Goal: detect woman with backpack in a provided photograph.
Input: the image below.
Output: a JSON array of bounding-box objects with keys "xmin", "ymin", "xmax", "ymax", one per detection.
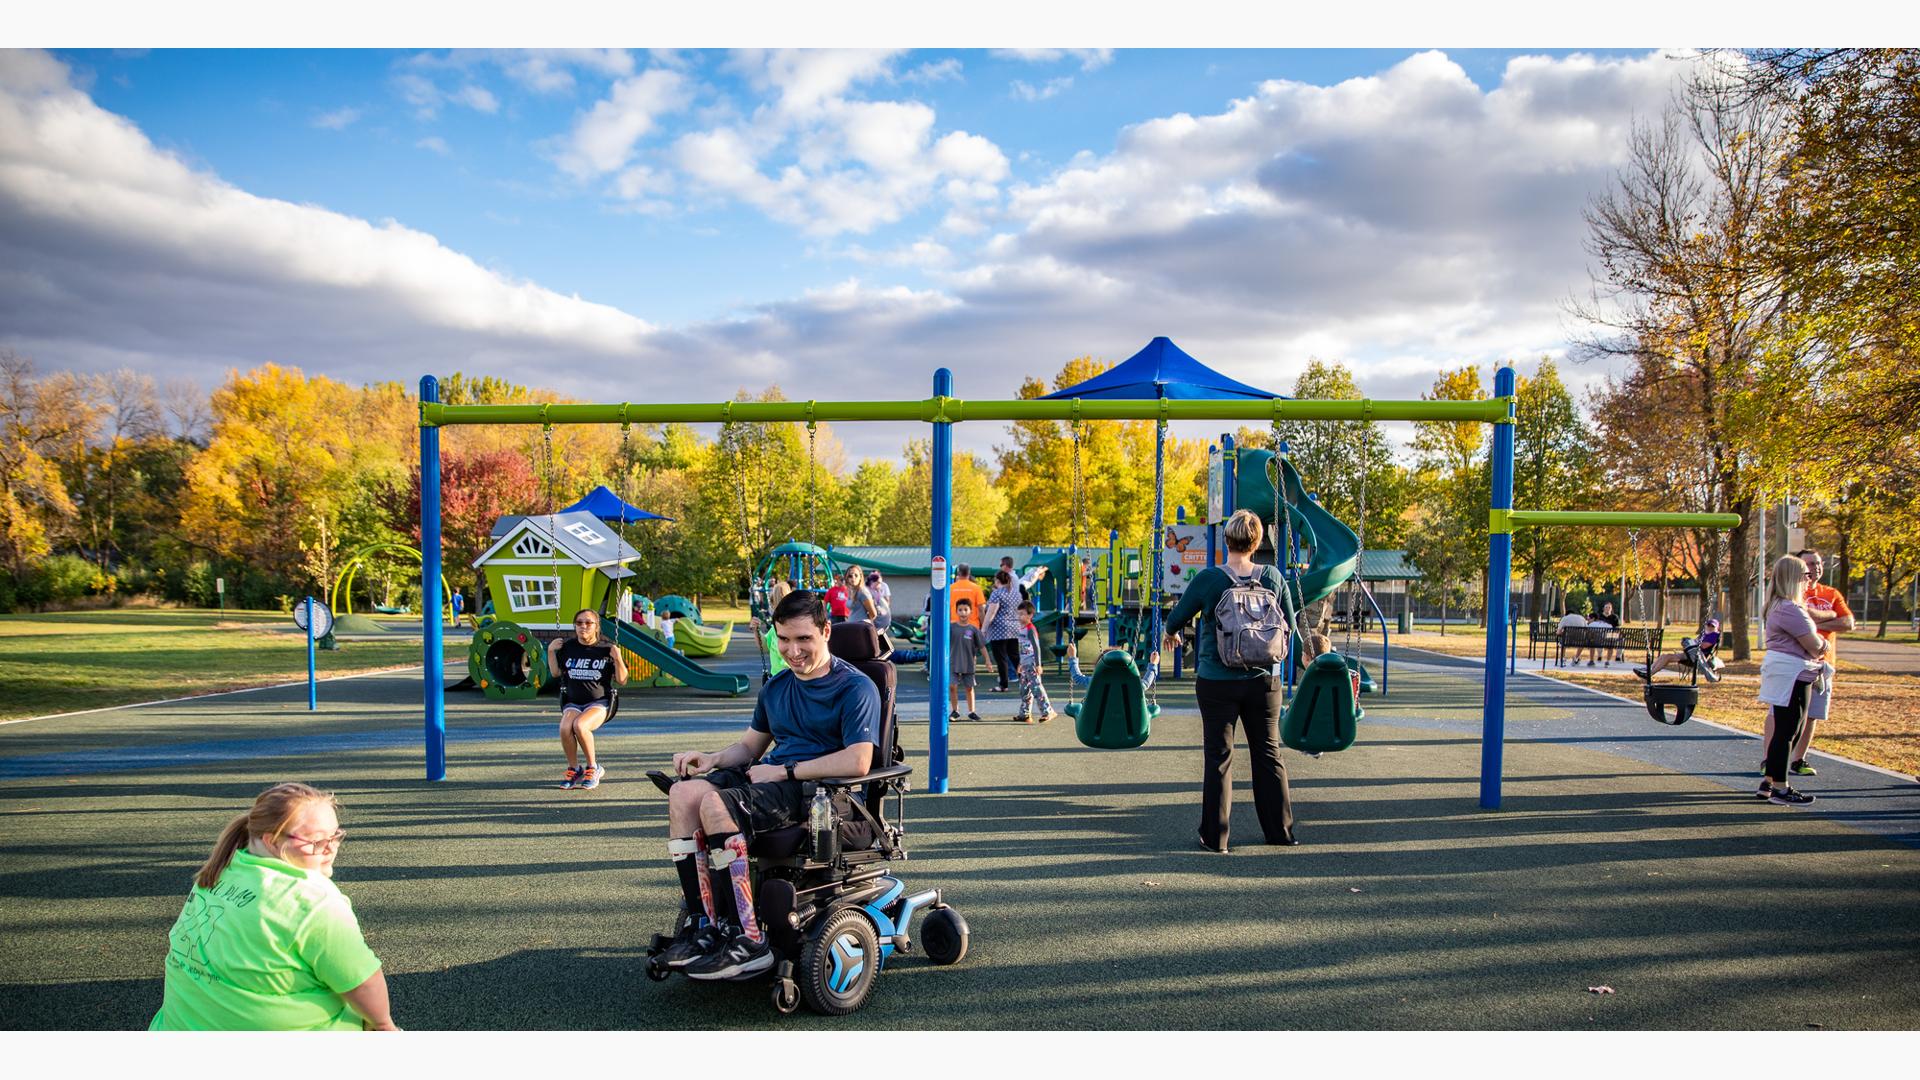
[{"xmin": 1162, "ymin": 509, "xmax": 1298, "ymax": 853}]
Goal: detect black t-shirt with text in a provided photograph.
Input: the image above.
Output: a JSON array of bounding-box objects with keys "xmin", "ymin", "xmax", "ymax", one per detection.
[{"xmin": 557, "ymin": 639, "xmax": 616, "ymax": 705}]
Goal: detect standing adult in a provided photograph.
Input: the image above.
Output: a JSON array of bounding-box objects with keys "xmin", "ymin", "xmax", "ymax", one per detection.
[
  {"xmin": 865, "ymin": 570, "xmax": 893, "ymax": 632},
  {"xmin": 839, "ymin": 566, "xmax": 878, "ymax": 625},
  {"xmin": 1161, "ymin": 509, "xmax": 1298, "ymax": 852},
  {"xmin": 1757, "ymin": 555, "xmax": 1828, "ymax": 805},
  {"xmin": 981, "ymin": 569, "xmax": 1024, "ymax": 694},
  {"xmin": 151, "ymin": 783, "xmax": 398, "ymax": 1031},
  {"xmin": 948, "ymin": 562, "xmax": 986, "ymax": 630},
  {"xmin": 1775, "ymin": 548, "xmax": 1853, "ymax": 776}
]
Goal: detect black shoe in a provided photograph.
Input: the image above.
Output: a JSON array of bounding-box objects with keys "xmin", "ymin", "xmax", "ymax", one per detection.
[
  {"xmin": 1756, "ymin": 782, "xmax": 1773, "ymax": 800},
  {"xmin": 1195, "ymin": 831, "xmax": 1228, "ymax": 854},
  {"xmin": 1768, "ymin": 786, "xmax": 1816, "ymax": 806},
  {"xmin": 1632, "ymin": 665, "xmax": 1651, "ymax": 682},
  {"xmin": 684, "ymin": 924, "xmax": 775, "ymax": 980},
  {"xmin": 657, "ymin": 914, "xmax": 721, "ymax": 969}
]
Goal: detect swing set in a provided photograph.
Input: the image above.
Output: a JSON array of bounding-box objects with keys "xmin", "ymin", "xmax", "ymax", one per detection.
[{"xmin": 416, "ymin": 361, "xmax": 1738, "ymax": 807}]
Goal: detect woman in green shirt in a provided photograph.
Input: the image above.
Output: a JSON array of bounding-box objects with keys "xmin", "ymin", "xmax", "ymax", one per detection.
[
  {"xmin": 151, "ymin": 783, "xmax": 398, "ymax": 1031},
  {"xmin": 1162, "ymin": 509, "xmax": 1299, "ymax": 853}
]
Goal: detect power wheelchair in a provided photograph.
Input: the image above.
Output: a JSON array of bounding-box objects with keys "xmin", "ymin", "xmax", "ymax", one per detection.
[{"xmin": 644, "ymin": 621, "xmax": 969, "ymax": 1015}]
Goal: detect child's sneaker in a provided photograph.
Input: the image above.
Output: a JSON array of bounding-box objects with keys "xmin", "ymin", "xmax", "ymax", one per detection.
[
  {"xmin": 1632, "ymin": 665, "xmax": 1651, "ymax": 682},
  {"xmin": 967, "ymin": 712, "xmax": 982, "ymax": 722},
  {"xmin": 1039, "ymin": 711, "xmax": 1057, "ymax": 723},
  {"xmin": 1014, "ymin": 713, "xmax": 1033, "ymax": 724},
  {"xmin": 560, "ymin": 765, "xmax": 585, "ymax": 789},
  {"xmin": 577, "ymin": 765, "xmax": 605, "ymax": 790}
]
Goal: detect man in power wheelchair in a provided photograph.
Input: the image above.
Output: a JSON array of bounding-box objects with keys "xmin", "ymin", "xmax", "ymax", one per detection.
[{"xmin": 645, "ymin": 590, "xmax": 968, "ymax": 1015}]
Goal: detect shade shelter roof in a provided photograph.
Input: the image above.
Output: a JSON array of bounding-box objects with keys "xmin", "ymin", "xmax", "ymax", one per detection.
[
  {"xmin": 561, "ymin": 484, "xmax": 671, "ymax": 524},
  {"xmin": 1040, "ymin": 336, "xmax": 1279, "ymax": 401}
]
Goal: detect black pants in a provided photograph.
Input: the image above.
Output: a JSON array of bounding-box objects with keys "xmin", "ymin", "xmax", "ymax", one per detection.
[
  {"xmin": 1765, "ymin": 679, "xmax": 1813, "ymax": 784},
  {"xmin": 1195, "ymin": 675, "xmax": 1295, "ymax": 847},
  {"xmin": 988, "ymin": 637, "xmax": 1019, "ymax": 690}
]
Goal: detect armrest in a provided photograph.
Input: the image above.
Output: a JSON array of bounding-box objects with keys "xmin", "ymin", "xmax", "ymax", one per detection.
[{"xmin": 817, "ymin": 763, "xmax": 912, "ymax": 787}]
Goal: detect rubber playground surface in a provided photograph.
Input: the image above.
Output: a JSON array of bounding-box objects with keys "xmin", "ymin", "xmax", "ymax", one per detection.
[{"xmin": 3, "ymin": 636, "xmax": 1918, "ymax": 1030}]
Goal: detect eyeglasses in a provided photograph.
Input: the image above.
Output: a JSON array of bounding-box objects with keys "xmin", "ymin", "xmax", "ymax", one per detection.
[{"xmin": 285, "ymin": 830, "xmax": 346, "ymax": 853}]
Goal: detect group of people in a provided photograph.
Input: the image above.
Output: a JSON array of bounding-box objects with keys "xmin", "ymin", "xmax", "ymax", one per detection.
[
  {"xmin": 943, "ymin": 557, "xmax": 1057, "ymax": 722},
  {"xmin": 164, "ymin": 531, "xmax": 1860, "ymax": 1027}
]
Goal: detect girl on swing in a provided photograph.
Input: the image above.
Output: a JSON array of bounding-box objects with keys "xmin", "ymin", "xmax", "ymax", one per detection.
[{"xmin": 548, "ymin": 609, "xmax": 628, "ymax": 790}]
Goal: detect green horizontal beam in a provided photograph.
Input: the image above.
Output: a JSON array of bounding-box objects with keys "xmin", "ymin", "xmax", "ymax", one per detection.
[
  {"xmin": 420, "ymin": 395, "xmax": 1515, "ymax": 428},
  {"xmin": 1504, "ymin": 510, "xmax": 1743, "ymax": 532}
]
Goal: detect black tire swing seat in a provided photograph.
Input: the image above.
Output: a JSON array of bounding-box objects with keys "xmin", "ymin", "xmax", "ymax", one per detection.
[{"xmin": 1643, "ymin": 683, "xmax": 1698, "ymax": 726}]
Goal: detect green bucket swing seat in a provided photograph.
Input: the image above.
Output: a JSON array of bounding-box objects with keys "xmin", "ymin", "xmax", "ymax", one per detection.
[
  {"xmin": 1281, "ymin": 653, "xmax": 1363, "ymax": 754},
  {"xmin": 1068, "ymin": 650, "xmax": 1159, "ymax": 750}
]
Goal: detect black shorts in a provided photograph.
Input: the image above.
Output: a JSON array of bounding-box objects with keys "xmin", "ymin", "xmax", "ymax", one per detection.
[
  {"xmin": 702, "ymin": 767, "xmax": 807, "ymax": 838},
  {"xmin": 562, "ymin": 698, "xmax": 613, "ymax": 723}
]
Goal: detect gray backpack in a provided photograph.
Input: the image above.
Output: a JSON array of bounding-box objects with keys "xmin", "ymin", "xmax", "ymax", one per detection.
[{"xmin": 1212, "ymin": 568, "xmax": 1291, "ymax": 669}]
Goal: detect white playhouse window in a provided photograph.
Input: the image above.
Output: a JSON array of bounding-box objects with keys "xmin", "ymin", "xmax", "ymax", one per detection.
[
  {"xmin": 564, "ymin": 521, "xmax": 608, "ymax": 546},
  {"xmin": 512, "ymin": 533, "xmax": 554, "ymax": 559},
  {"xmin": 504, "ymin": 575, "xmax": 560, "ymax": 611}
]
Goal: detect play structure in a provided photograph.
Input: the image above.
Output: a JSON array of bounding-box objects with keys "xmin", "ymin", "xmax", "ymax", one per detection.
[
  {"xmin": 329, "ymin": 542, "xmax": 456, "ymax": 621},
  {"xmin": 415, "ymin": 337, "xmax": 1739, "ymax": 807},
  {"xmin": 463, "ymin": 509, "xmax": 748, "ymax": 700}
]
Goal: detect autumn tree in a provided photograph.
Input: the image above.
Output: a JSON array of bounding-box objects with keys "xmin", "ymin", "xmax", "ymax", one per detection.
[
  {"xmin": 0, "ymin": 349, "xmax": 98, "ymax": 582},
  {"xmin": 1513, "ymin": 358, "xmax": 1608, "ymax": 624},
  {"xmin": 885, "ymin": 439, "xmax": 1008, "ymax": 547},
  {"xmin": 1404, "ymin": 366, "xmax": 1490, "ymax": 630},
  {"xmin": 1576, "ymin": 67, "xmax": 1794, "ymax": 658}
]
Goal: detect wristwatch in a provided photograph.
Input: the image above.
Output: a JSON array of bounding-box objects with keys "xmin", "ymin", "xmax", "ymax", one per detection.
[{"xmin": 785, "ymin": 763, "xmax": 797, "ymax": 781}]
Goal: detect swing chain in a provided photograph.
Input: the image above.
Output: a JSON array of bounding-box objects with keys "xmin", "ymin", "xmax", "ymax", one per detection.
[
  {"xmin": 806, "ymin": 417, "xmax": 819, "ymax": 556},
  {"xmin": 724, "ymin": 420, "xmax": 772, "ymax": 677},
  {"xmin": 542, "ymin": 422, "xmax": 561, "ymax": 630}
]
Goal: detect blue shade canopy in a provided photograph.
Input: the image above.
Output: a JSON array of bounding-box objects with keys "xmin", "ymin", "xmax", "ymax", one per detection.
[
  {"xmin": 1040, "ymin": 336, "xmax": 1280, "ymax": 400},
  {"xmin": 561, "ymin": 484, "xmax": 672, "ymax": 524}
]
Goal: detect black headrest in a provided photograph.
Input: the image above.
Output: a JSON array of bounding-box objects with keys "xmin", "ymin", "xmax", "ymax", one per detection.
[{"xmin": 829, "ymin": 622, "xmax": 889, "ymax": 662}]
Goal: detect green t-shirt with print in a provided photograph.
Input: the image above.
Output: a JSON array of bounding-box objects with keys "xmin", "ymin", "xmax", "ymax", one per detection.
[{"xmin": 150, "ymin": 848, "xmax": 382, "ymax": 1031}]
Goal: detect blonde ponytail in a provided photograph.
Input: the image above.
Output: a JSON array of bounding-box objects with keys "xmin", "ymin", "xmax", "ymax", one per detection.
[{"xmin": 192, "ymin": 782, "xmax": 336, "ymax": 890}]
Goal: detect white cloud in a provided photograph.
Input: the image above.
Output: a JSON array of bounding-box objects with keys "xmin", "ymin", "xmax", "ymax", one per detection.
[
  {"xmin": 416, "ymin": 49, "xmax": 636, "ymax": 95},
  {"xmin": 453, "ymin": 84, "xmax": 498, "ymax": 113},
  {"xmin": 992, "ymin": 48, "xmax": 1112, "ymax": 71},
  {"xmin": 1011, "ymin": 77, "xmax": 1072, "ymax": 102},
  {"xmin": 0, "ymin": 51, "xmax": 678, "ymax": 397},
  {"xmin": 732, "ymin": 48, "xmax": 903, "ymax": 115},
  {"xmin": 555, "ymin": 68, "xmax": 690, "ymax": 180},
  {"xmin": 415, "ymin": 135, "xmax": 450, "ymax": 155},
  {"xmin": 902, "ymin": 58, "xmax": 963, "ymax": 85},
  {"xmin": 312, "ymin": 106, "xmax": 361, "ymax": 130}
]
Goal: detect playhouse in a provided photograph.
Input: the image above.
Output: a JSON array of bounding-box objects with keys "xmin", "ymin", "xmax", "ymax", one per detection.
[{"xmin": 472, "ymin": 511, "xmax": 640, "ymax": 630}]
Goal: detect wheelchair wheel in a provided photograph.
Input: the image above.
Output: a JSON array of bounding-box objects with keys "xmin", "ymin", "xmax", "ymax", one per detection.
[
  {"xmin": 920, "ymin": 904, "xmax": 969, "ymax": 966},
  {"xmin": 798, "ymin": 907, "xmax": 880, "ymax": 1016}
]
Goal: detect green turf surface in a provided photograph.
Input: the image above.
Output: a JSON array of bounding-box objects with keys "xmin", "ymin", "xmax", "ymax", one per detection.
[
  {"xmin": 2, "ymin": 660, "xmax": 1918, "ymax": 1030},
  {"xmin": 0, "ymin": 608, "xmax": 462, "ymax": 722}
]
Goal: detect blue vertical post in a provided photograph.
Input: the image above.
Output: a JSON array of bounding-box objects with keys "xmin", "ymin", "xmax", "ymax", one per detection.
[
  {"xmin": 305, "ymin": 596, "xmax": 318, "ymax": 711},
  {"xmin": 928, "ymin": 368, "xmax": 954, "ymax": 794},
  {"xmin": 421, "ymin": 375, "xmax": 446, "ymax": 782},
  {"xmin": 1481, "ymin": 365, "xmax": 1517, "ymax": 809}
]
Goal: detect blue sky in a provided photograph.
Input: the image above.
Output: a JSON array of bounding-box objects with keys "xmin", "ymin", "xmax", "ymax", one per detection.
[{"xmin": 2, "ymin": 43, "xmax": 1732, "ymax": 459}]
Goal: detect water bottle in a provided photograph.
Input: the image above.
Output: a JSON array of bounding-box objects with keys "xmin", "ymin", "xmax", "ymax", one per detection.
[{"xmin": 809, "ymin": 785, "xmax": 837, "ymax": 863}]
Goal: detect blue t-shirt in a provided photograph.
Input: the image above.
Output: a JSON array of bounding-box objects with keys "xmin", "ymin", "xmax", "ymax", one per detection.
[{"xmin": 751, "ymin": 656, "xmax": 880, "ymax": 767}]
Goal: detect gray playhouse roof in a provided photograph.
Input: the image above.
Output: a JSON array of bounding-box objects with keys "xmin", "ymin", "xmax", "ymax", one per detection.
[{"xmin": 474, "ymin": 511, "xmax": 643, "ymax": 570}]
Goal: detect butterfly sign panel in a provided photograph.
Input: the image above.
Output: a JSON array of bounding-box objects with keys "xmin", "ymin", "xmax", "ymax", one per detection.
[{"xmin": 1161, "ymin": 525, "xmax": 1223, "ymax": 598}]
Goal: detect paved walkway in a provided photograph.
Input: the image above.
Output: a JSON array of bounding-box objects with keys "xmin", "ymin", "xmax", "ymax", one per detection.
[{"xmin": 1839, "ymin": 636, "xmax": 1920, "ymax": 676}]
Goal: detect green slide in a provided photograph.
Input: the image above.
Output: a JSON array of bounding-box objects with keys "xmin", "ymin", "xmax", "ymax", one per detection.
[
  {"xmin": 612, "ymin": 618, "xmax": 750, "ymax": 696},
  {"xmin": 1234, "ymin": 448, "xmax": 1359, "ymax": 609}
]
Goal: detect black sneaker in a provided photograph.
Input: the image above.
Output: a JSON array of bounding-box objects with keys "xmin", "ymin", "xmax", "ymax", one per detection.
[
  {"xmin": 1768, "ymin": 787, "xmax": 1816, "ymax": 806},
  {"xmin": 1632, "ymin": 665, "xmax": 1651, "ymax": 682},
  {"xmin": 657, "ymin": 915, "xmax": 722, "ymax": 969},
  {"xmin": 1755, "ymin": 783, "xmax": 1773, "ymax": 800},
  {"xmin": 684, "ymin": 924, "xmax": 774, "ymax": 980}
]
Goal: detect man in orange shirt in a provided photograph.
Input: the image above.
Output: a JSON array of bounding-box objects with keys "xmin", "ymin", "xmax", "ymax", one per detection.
[
  {"xmin": 1772, "ymin": 548, "xmax": 1853, "ymax": 776},
  {"xmin": 948, "ymin": 563, "xmax": 986, "ymax": 630}
]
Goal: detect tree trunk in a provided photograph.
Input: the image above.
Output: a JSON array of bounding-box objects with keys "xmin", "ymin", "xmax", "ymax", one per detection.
[{"xmin": 1726, "ymin": 492, "xmax": 1756, "ymax": 660}]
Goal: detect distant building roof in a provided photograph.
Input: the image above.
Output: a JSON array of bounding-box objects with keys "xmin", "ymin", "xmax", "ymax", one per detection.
[{"xmin": 1358, "ymin": 549, "xmax": 1420, "ymax": 581}]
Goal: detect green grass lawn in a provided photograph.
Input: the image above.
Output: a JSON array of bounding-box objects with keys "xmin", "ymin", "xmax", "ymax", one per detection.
[{"xmin": 0, "ymin": 608, "xmax": 463, "ymax": 722}]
